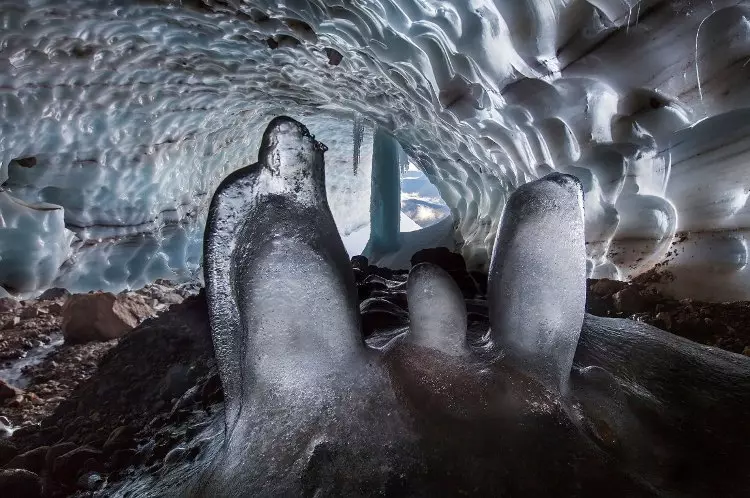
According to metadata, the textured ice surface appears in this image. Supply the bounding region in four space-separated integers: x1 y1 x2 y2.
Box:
204 116 364 431
0 192 74 292
489 173 586 393
1 0 750 298
201 116 414 496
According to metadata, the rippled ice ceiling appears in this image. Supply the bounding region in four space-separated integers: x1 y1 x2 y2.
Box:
0 0 749 301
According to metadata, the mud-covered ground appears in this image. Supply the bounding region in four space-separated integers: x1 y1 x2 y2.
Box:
0 251 748 496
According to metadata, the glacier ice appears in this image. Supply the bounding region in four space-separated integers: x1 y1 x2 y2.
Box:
189 115 750 498
1 0 750 298
0 192 74 293
488 173 586 393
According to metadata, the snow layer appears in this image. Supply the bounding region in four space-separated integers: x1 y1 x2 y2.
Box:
0 0 749 299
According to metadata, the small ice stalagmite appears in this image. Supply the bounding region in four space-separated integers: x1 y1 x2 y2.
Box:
488 173 586 393
406 262 468 356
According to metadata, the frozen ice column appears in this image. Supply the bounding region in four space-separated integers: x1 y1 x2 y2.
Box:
488 173 586 394
364 128 402 259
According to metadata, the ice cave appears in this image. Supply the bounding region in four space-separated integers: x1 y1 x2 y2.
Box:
0 0 749 497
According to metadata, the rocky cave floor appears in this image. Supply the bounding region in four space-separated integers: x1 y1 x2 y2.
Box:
0 248 748 496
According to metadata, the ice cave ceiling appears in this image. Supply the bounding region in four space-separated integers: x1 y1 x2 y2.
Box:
0 0 749 300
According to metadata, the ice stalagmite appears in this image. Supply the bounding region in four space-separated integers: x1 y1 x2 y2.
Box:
488 173 586 393
406 262 468 356
204 115 362 424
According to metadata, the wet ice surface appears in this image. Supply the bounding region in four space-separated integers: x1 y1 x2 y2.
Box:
0 333 63 389
406 263 467 356
489 173 586 393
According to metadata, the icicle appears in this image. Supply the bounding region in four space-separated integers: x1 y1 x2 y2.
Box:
398 145 409 174
352 113 365 175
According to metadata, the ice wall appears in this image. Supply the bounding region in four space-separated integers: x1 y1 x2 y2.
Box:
0 0 749 299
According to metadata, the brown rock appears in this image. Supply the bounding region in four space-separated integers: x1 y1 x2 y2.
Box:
2 317 19 330
0 379 21 402
161 292 184 305
62 292 154 343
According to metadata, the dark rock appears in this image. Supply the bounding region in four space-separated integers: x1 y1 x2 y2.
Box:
109 448 136 469
19 307 39 319
47 302 63 314
612 286 647 314
590 279 628 297
46 442 77 473
163 446 188 465
82 456 104 474
0 439 18 467
158 364 193 402
0 379 21 402
38 288 71 301
0 298 19 313
350 255 369 272
170 385 200 417
5 446 49 473
10 425 38 439
52 446 102 483
103 425 136 455
325 47 343 66
199 373 223 405
82 430 107 448
0 469 42 497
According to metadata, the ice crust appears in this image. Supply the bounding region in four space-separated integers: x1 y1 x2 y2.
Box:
0 1 750 298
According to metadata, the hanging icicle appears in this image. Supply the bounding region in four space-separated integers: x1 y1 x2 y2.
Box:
398 144 409 175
